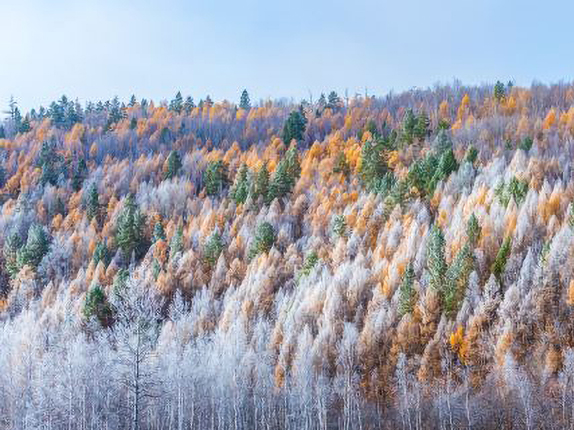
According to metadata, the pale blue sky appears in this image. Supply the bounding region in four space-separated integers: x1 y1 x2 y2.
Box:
1 0 573 112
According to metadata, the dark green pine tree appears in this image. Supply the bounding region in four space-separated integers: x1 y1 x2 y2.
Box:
17 224 51 270
116 194 147 259
427 225 447 293
494 80 506 102
112 268 130 297
0 165 6 188
414 111 430 141
86 184 100 222
169 91 184 113
466 213 481 246
19 115 31 133
359 140 387 192
491 236 512 282
93 241 111 268
129 95 137 107
327 91 341 110
464 145 478 164
164 150 182 180
364 120 379 138
429 148 458 189
239 90 251 110
152 221 166 243
3 231 23 278
106 96 123 129
83 285 113 327
169 225 184 257
0 126 5 139
332 214 347 238
282 108 307 144
183 96 195 114
204 160 229 197
444 243 473 317
248 222 275 260
518 136 533 152
230 164 250 205
398 262 416 317
204 230 224 266
72 158 88 191
299 251 319 278
251 163 270 201
13 107 22 131
317 93 327 110
38 141 61 186
267 146 300 203
402 109 417 145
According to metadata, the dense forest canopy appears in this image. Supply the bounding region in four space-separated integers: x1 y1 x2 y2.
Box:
1 81 574 429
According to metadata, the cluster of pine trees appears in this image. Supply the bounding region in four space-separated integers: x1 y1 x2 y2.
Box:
1 81 574 429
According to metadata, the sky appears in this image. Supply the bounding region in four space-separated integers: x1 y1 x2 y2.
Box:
1 0 573 113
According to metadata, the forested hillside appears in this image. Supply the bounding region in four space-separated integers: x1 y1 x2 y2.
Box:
1 82 574 429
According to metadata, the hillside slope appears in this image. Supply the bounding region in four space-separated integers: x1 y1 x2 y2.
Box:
1 83 574 429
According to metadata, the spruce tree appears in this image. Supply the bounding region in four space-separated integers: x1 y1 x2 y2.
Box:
282 108 307 144
183 96 195 114
491 236 512 281
432 148 458 182
518 136 533 152
401 109 417 144
327 91 341 110
444 243 473 317
239 90 251 110
359 140 387 192
494 80 506 102
268 146 300 202
72 158 88 191
169 91 183 113
169 225 184 257
93 241 111 268
86 184 100 222
318 93 327 107
204 160 229 196
332 214 347 238
299 251 319 278
427 225 447 293
466 213 481 246
112 268 130 298
364 120 379 138
38 141 61 186
3 231 23 278
13 107 22 131
164 150 182 180
83 285 113 327
204 230 224 266
152 221 166 243
248 222 275 260
464 145 478 164
230 163 250 205
398 262 416 316
17 224 51 269
19 115 31 133
116 194 147 259
414 111 430 141
252 162 270 201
